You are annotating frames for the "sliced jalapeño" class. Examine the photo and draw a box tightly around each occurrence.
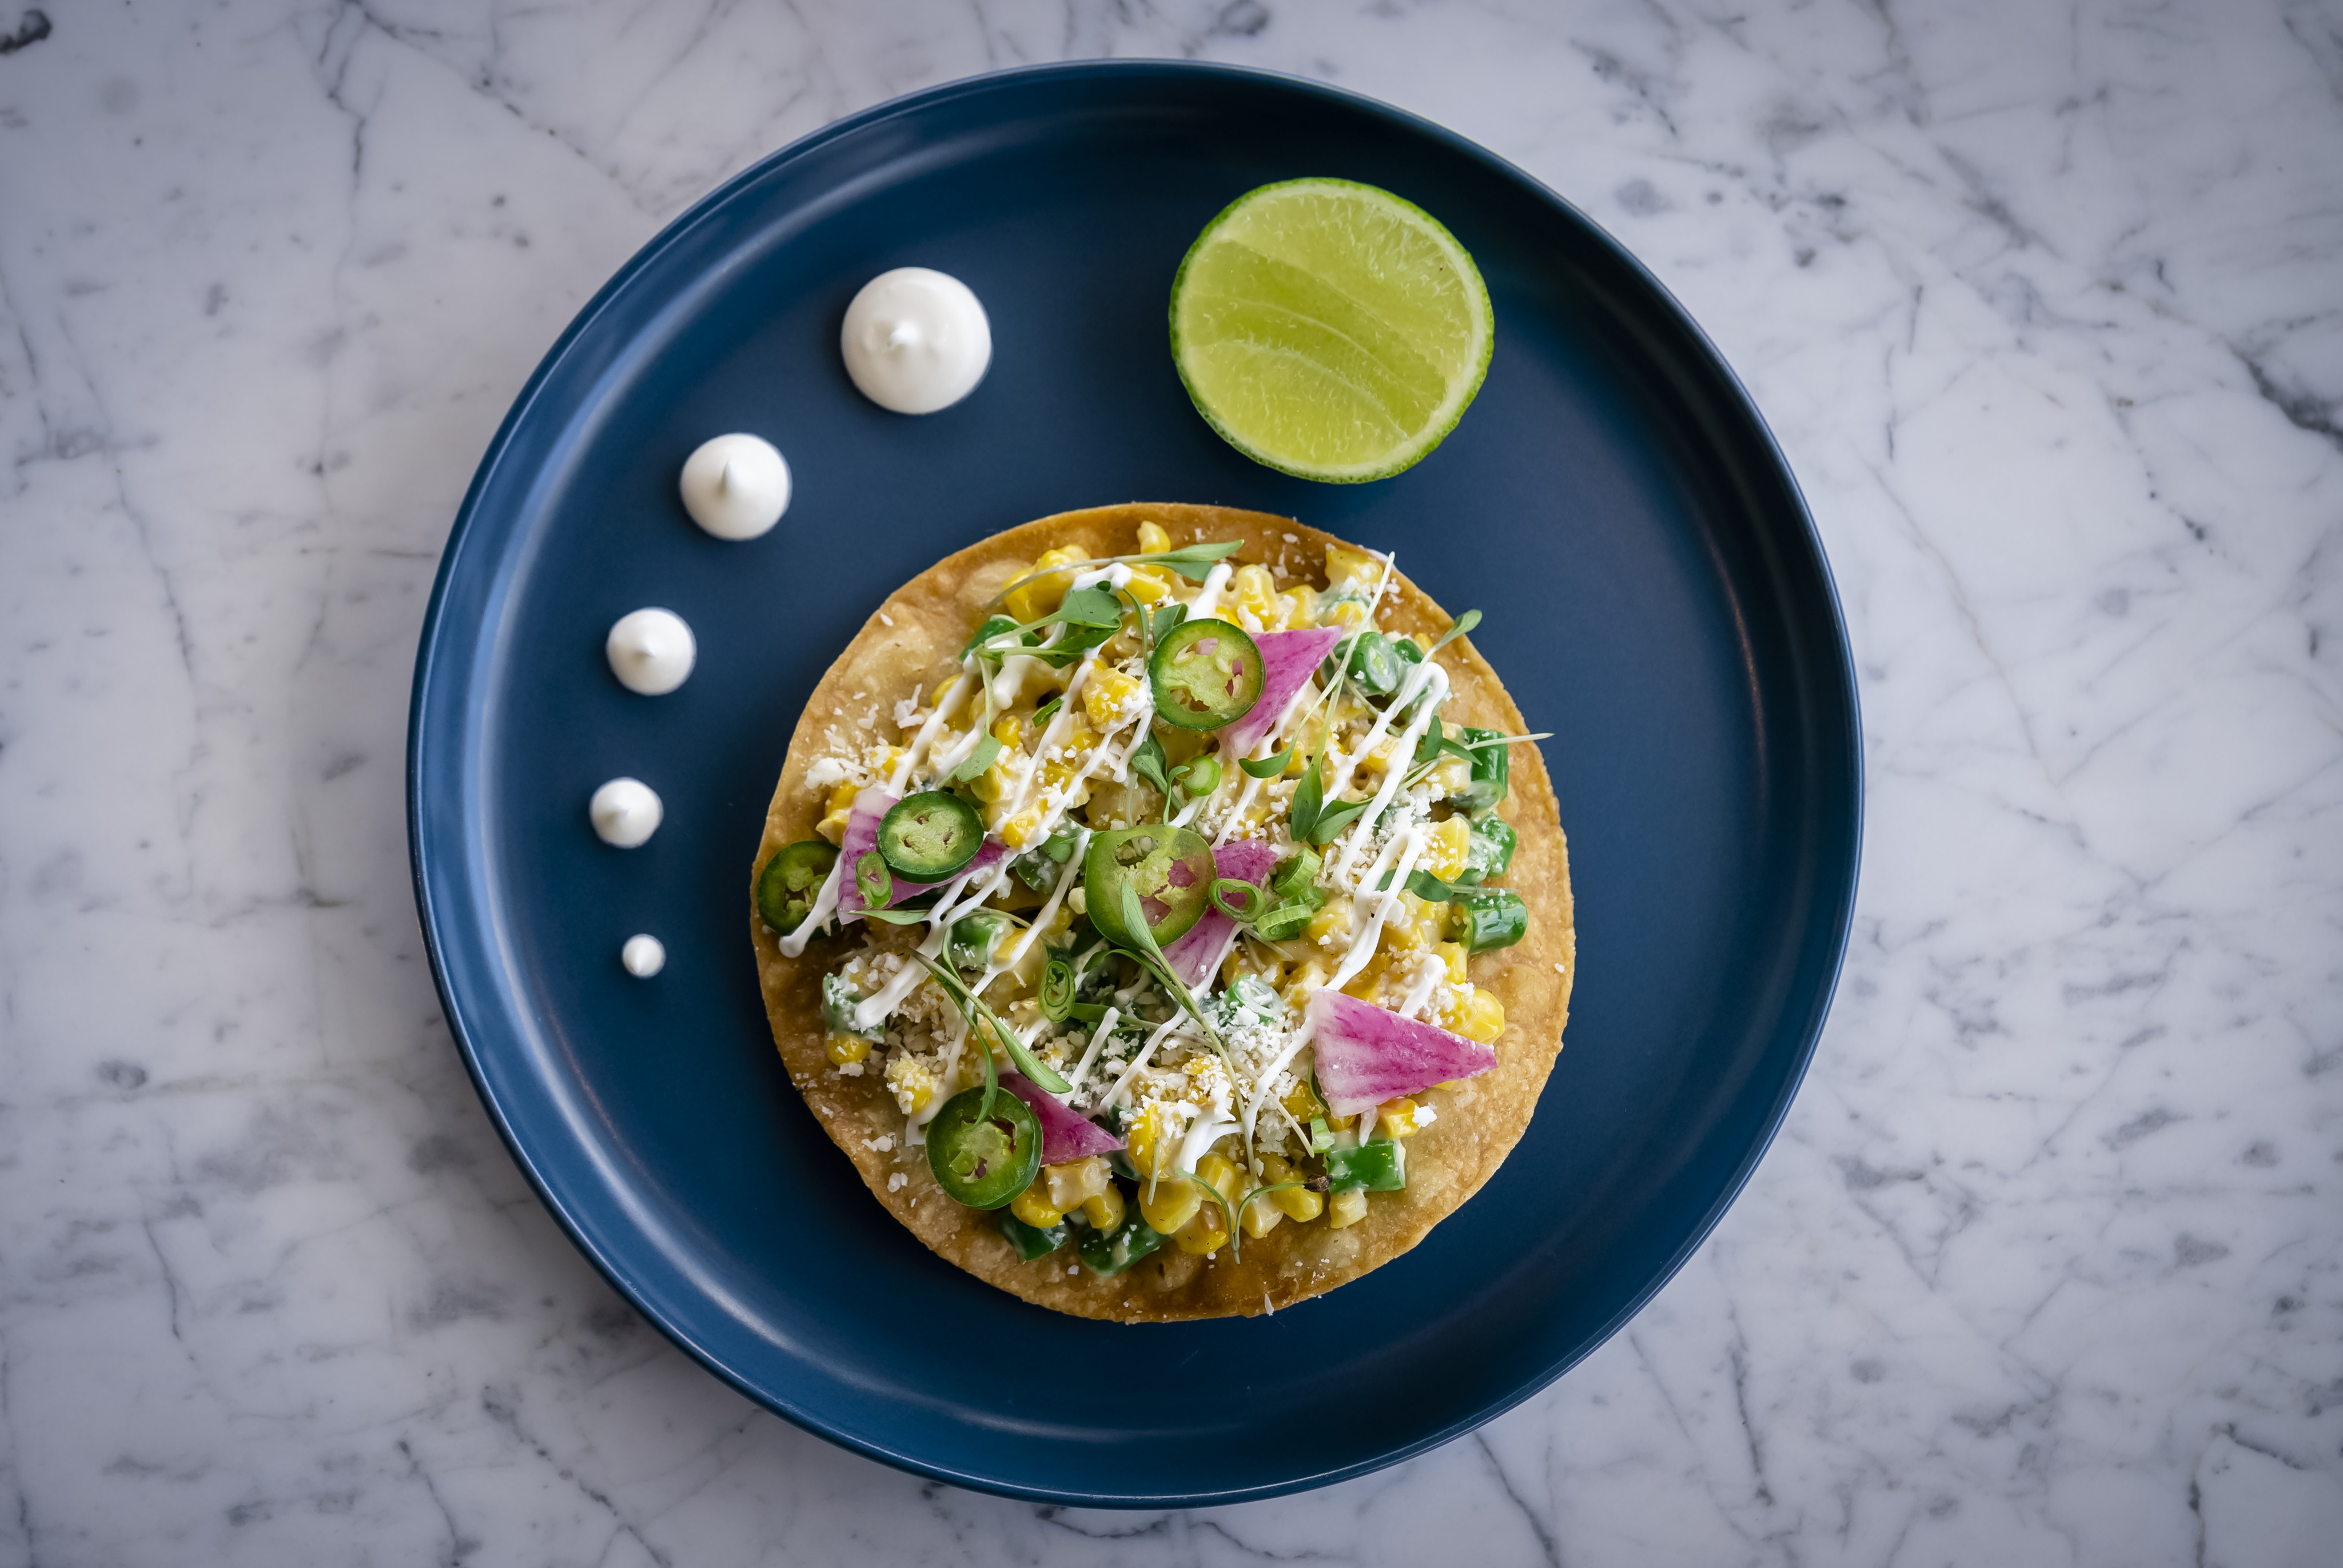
[926,1087,1043,1210]
[1147,617,1263,731]
[878,790,985,881]
[1083,824,1217,949]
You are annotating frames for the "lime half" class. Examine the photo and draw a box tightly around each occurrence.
[1170,177,1494,483]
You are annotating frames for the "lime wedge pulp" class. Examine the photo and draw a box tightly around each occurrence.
[1169,177,1494,483]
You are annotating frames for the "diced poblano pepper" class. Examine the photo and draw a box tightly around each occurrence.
[999,1210,1071,1260]
[1324,1138,1407,1193]
[1460,817,1517,884]
[1078,1214,1166,1276]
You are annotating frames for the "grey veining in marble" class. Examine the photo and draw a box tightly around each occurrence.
[3,0,2339,1563]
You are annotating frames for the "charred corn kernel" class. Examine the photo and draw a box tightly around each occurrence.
[1452,987,1505,1043]
[1137,520,1173,554]
[1326,1188,1369,1228]
[884,1055,936,1116]
[1424,817,1472,880]
[1280,585,1318,628]
[990,714,1027,751]
[1175,1207,1229,1255]
[1043,1156,1111,1212]
[1009,1182,1064,1229]
[1140,1175,1202,1235]
[1280,959,1330,1011]
[1082,665,1144,729]
[1281,1078,1326,1123]
[1257,1153,1325,1223]
[1228,562,1284,623]
[1124,565,1174,604]
[1305,899,1353,945]
[1324,542,1381,589]
[1080,1183,1126,1233]
[998,809,1044,849]
[1435,940,1469,985]
[1378,1098,1429,1139]
[1002,545,1089,621]
[826,1034,870,1066]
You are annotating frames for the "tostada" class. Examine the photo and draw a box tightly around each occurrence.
[751,503,1572,1321]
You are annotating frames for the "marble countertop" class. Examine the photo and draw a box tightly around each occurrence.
[4,0,2338,1562]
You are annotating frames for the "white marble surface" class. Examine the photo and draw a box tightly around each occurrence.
[2,0,2338,1561]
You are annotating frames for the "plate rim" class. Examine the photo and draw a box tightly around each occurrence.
[407,57,1863,1508]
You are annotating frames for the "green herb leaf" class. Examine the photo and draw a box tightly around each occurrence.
[1428,608,1483,656]
[1308,799,1370,845]
[1403,868,1469,903]
[1413,717,1445,767]
[915,952,1070,1094]
[1128,730,1172,799]
[945,733,1002,785]
[1030,695,1063,731]
[1146,540,1243,581]
[1238,748,1290,779]
[1456,731,1553,750]
[1289,753,1325,841]
[859,906,933,925]
[1055,585,1123,629]
[1150,601,1188,642]
[961,615,1019,661]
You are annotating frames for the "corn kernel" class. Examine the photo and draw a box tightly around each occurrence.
[884,1054,936,1116]
[1378,1098,1428,1139]
[1137,520,1173,554]
[1326,1188,1369,1228]
[1381,892,1432,954]
[1435,941,1469,986]
[1140,1176,1202,1235]
[1082,665,1144,730]
[816,803,852,845]
[815,779,861,844]
[1081,1184,1126,1233]
[1240,1194,1284,1240]
[1324,542,1381,589]
[1323,598,1368,631]
[1280,959,1330,1011]
[1431,756,1473,797]
[1126,1104,1169,1180]
[1043,1156,1111,1213]
[990,714,1027,751]
[1010,1182,1064,1229]
[1257,1153,1325,1223]
[998,809,1043,849]
[1305,899,1353,945]
[826,1034,870,1066]
[1280,585,1318,628]
[1341,953,1392,1003]
[967,760,1011,805]
[1280,1079,1325,1123]
[1196,1151,1243,1204]
[1424,817,1472,880]
[1124,565,1174,604]
[1002,545,1089,622]
[1451,987,1505,1044]
[1174,1208,1229,1254]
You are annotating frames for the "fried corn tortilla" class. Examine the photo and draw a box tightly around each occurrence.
[751,503,1572,1321]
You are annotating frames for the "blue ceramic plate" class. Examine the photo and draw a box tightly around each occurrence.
[409,62,1858,1507]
